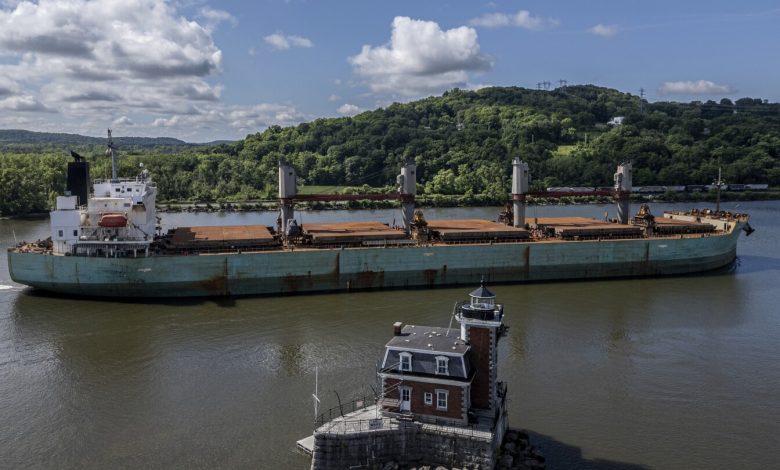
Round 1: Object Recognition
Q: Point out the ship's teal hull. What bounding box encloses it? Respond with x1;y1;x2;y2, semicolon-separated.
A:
8;225;743;298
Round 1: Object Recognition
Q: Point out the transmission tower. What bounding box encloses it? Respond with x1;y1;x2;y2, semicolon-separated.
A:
639;88;646;114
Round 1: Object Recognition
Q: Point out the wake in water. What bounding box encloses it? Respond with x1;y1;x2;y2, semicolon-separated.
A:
0;285;16;290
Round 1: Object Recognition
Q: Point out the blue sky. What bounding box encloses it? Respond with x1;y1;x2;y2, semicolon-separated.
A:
0;0;778;141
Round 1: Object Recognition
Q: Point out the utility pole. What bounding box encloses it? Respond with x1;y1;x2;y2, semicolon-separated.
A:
639;88;646;114
537;82;543;90
543;81;551;90
558;79;567;89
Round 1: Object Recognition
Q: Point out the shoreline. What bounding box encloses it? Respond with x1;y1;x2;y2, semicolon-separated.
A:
3;193;777;218
156;191;779;213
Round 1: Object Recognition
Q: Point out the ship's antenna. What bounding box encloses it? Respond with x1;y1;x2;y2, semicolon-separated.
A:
106;128;118;181
713;167;724;212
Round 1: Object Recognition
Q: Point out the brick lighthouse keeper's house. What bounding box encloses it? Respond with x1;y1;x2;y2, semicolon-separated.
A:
378;283;508;428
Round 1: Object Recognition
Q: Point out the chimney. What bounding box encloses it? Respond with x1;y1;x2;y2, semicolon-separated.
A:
393;322;404;336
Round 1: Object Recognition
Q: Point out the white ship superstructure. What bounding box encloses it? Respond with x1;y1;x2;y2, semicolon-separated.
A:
50;130;157;258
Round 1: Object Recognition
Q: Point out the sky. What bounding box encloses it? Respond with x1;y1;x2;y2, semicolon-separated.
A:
0;0;778;142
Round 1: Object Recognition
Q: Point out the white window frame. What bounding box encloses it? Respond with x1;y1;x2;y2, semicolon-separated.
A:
436;389;449;411
424;392;433;406
435;356;449;375
399;352;412;372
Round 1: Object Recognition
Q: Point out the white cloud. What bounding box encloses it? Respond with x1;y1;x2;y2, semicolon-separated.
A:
0;74;18;97
588;24;618;37
0;0;294;139
264;33;313;50
198;7;237;31
148;102;306;138
337;103;362;115
349;16;492;97
469;10;559;30
0;95;56;112
113;115;134;126
658;80;737;95
328;94;340;102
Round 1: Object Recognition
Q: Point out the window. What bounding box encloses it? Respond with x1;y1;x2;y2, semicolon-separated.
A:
73;230;78;237
435;356;449;375
436;390;448;411
58;230;63;237
399;352;412;372
424;392;433;406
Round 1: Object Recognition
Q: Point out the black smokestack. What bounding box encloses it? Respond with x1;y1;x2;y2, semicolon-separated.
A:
67;151;90;206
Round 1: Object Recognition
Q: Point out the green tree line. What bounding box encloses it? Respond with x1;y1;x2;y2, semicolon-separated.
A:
2;85;779;216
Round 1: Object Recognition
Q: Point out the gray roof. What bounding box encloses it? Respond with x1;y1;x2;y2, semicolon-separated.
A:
382;325;473;380
469;284;495;299
382;348;472;380
385;325;468;354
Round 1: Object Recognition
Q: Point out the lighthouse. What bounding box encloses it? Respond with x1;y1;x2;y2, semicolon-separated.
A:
455;282;506;414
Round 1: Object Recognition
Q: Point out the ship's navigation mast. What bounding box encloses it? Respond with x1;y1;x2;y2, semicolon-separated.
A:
713;167;724;213
106;128;118;181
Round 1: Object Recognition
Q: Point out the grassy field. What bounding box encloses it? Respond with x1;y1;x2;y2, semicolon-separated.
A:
297;185;348;195
554;145;577;156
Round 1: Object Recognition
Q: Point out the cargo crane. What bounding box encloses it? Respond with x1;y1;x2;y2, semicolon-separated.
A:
278;160;417;240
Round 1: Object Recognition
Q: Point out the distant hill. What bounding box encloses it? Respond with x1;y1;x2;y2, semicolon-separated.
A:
0;129;232;148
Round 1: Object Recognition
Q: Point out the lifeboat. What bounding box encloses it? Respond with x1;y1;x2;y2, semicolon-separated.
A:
98;213;128;228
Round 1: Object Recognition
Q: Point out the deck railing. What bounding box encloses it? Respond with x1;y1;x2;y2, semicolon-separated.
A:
314;394;378;429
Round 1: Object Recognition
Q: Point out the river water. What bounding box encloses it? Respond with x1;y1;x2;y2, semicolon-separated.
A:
1;201;779;469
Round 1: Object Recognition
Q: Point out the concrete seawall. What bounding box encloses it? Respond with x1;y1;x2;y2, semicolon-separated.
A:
311;421;499;470
303;403;509;470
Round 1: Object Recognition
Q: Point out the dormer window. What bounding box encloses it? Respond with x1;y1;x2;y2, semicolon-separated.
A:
435;356;449;375
399;352;412;372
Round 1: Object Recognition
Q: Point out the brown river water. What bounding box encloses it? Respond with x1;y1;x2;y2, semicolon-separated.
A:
1;202;779;469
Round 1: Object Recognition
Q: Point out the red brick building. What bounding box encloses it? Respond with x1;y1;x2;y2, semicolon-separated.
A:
378;284;506;426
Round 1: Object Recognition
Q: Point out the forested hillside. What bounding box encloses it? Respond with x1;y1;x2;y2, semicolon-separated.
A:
2;85;779;216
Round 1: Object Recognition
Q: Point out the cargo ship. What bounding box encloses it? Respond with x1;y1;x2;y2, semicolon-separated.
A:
7;131;753;298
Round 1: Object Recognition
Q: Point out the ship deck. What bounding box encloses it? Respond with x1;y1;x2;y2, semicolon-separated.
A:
167;225;277;249
427;219;529;240
302;221;406;244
